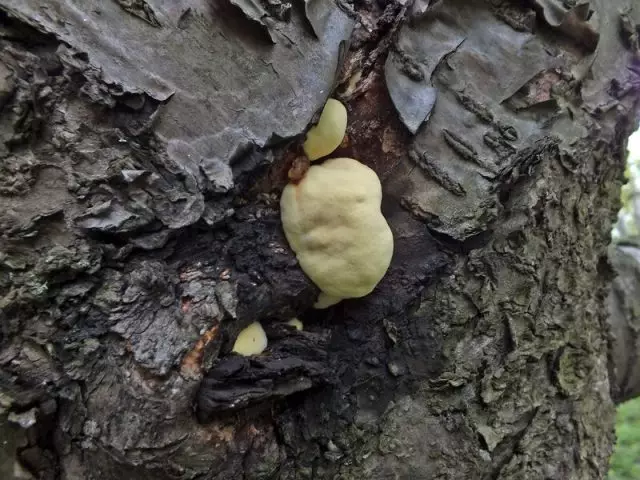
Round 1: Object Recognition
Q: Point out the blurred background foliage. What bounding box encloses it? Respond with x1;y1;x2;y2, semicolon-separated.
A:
610;397;640;480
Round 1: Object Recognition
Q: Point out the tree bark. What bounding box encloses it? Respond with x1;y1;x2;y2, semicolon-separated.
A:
0;0;637;479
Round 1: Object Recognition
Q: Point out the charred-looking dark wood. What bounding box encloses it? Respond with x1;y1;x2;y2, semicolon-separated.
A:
196;329;333;422
0;0;638;479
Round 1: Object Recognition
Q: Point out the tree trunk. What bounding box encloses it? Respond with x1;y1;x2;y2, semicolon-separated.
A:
0;0;637;479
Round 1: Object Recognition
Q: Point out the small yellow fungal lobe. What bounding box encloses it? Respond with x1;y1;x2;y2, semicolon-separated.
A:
303;99;347;161
280;157;394;308
313;293;342;309
232;322;267;356
287;318;303;331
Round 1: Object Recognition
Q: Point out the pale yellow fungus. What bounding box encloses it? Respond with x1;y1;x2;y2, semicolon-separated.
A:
314;293;342;309
232;322;267;356
303;99;347;161
280;157;394;308
286;318;304;330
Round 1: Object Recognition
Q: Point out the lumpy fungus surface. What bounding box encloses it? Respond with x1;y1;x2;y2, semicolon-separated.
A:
280;157;394;308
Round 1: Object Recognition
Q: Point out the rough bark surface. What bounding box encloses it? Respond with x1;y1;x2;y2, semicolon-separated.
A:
0;0;637;479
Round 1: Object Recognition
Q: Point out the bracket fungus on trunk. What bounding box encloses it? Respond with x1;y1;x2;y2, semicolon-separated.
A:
281;99;394;308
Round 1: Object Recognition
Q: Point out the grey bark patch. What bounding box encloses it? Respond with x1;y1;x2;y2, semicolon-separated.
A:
388;0;560;240
72;139;208;232
167;138;234;193
408;150;465;196
303;0;348;40
531;1;599;50
0;60;15;109
76;199;156;233
106;260;195;374
1;0;354;148
200;157;234;193
409;0;432;19
216;281;239;319
7;408;37;429
360;396;489;477
0;151;37;196
531;0;573;26
577;0;639;108
202;201;235;226
229;0;277;43
130;229;171;250
115;0;161;27
384;51;437;134
384;9;466;135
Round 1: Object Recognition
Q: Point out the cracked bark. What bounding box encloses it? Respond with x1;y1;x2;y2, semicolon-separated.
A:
0;0;638;479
